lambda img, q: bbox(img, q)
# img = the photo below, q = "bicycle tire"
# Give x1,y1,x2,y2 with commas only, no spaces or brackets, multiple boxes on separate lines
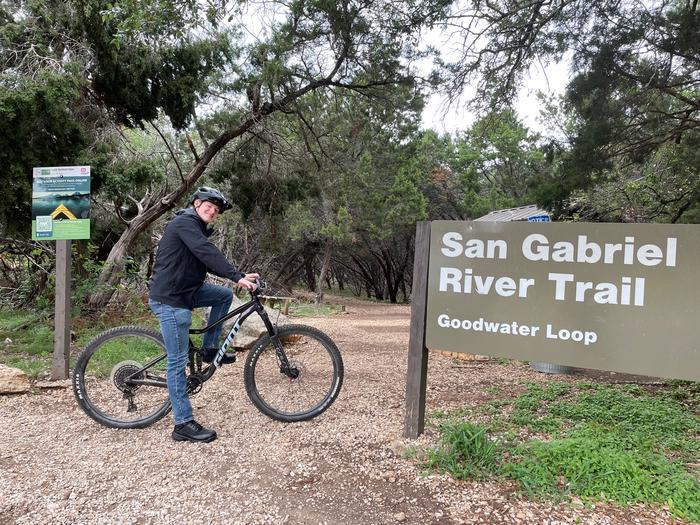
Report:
244,324,344,422
72,326,171,429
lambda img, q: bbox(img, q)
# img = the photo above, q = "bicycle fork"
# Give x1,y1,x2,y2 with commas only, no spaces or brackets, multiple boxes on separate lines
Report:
257,308,299,379
271,336,299,379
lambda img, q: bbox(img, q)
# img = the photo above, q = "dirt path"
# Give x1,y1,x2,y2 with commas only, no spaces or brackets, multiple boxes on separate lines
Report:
0,298,685,524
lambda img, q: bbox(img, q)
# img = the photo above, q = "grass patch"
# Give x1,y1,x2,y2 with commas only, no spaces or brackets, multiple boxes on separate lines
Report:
0,305,165,379
5,355,51,379
0,292,351,378
0,311,42,331
504,425,700,521
423,380,700,522
82,332,167,378
287,301,344,317
1,311,55,378
425,421,498,480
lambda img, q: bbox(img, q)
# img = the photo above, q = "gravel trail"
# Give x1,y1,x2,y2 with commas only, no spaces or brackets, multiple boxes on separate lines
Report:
0,298,685,524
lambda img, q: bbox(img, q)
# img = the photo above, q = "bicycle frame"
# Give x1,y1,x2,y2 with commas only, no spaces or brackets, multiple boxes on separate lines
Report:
126,289,291,389
189,291,276,367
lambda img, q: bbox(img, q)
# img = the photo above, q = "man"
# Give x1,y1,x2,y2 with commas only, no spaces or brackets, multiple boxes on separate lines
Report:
149,186,258,443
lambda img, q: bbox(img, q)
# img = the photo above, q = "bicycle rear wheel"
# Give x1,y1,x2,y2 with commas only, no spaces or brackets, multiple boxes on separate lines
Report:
72,326,171,429
244,324,344,422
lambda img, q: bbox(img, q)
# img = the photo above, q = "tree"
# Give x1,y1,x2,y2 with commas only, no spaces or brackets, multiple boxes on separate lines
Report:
0,72,89,236
437,0,700,210
565,137,700,223
1,0,451,307
204,82,432,303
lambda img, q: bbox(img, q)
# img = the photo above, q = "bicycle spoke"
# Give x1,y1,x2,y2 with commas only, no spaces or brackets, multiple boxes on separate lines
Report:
245,325,343,422
73,327,171,429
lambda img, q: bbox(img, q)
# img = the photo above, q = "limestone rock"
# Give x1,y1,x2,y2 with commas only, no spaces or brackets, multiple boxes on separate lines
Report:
0,364,31,394
221,296,290,349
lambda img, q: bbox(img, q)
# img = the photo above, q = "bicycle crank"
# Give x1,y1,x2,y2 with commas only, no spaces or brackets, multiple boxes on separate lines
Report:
187,373,204,394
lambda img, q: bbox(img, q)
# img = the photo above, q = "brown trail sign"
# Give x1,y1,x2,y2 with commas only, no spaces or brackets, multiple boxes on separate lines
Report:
404,220,700,438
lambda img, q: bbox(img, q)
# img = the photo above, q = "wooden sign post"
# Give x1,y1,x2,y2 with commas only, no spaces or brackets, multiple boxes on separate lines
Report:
32,166,91,381
52,240,71,380
403,221,431,438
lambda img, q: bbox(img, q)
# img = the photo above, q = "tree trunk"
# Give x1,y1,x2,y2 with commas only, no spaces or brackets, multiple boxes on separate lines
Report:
87,218,150,309
88,115,261,309
314,240,333,305
351,254,383,300
273,246,304,283
372,247,397,303
304,252,316,291
86,68,341,309
336,268,344,290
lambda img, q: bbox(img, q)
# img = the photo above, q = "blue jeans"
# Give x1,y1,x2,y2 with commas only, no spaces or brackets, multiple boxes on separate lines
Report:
149,283,233,425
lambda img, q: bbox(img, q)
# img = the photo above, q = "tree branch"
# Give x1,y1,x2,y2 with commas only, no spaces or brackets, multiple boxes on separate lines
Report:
149,121,184,181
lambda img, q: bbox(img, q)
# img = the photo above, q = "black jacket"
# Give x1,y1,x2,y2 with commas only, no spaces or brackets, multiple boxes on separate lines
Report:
148,208,245,309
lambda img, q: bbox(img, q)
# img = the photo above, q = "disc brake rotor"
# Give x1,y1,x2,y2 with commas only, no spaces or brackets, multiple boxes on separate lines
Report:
282,360,303,380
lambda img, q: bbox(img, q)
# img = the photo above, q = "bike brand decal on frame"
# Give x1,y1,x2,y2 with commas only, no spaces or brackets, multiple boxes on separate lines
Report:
215,305,257,367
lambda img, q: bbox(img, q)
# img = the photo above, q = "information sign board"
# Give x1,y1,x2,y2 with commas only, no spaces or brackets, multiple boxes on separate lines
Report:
31,166,91,240
425,221,700,381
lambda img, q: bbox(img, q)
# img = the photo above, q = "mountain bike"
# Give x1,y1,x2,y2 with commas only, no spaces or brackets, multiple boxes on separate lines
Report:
72,281,344,429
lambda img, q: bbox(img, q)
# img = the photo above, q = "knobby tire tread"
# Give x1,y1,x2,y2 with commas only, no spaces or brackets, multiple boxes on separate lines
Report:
72,325,171,429
243,324,344,422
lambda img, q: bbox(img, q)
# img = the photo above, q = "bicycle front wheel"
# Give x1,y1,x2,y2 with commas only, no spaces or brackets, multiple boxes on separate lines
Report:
244,324,344,422
72,326,171,429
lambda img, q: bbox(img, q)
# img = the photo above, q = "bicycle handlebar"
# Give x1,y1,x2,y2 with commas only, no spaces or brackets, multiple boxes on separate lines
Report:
250,278,267,295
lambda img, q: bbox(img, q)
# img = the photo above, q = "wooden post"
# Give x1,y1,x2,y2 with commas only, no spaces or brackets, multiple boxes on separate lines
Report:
52,240,71,380
403,221,431,438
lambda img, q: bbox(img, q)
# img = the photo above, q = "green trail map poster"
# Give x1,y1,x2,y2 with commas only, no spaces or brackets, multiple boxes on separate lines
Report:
31,166,91,240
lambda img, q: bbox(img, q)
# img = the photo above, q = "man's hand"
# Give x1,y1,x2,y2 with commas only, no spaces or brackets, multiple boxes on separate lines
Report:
237,273,259,291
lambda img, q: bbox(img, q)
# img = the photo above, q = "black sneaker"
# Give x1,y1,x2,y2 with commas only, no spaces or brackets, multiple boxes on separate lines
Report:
199,347,236,365
172,420,217,443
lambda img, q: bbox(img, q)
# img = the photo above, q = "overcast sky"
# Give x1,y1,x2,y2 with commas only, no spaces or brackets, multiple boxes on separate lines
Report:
420,54,571,136
234,4,570,136
415,12,572,136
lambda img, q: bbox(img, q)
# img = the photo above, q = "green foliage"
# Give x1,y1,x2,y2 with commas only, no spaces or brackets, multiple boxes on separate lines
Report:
97,154,165,212
82,332,166,378
88,32,232,129
509,381,571,431
425,421,499,480
0,72,87,236
0,311,54,378
561,137,700,223
423,381,700,521
351,156,429,240
548,386,700,450
0,312,50,355
0,294,347,380
285,202,320,242
662,380,700,407
0,299,160,378
286,301,344,317
439,0,700,213
100,0,229,42
503,428,700,521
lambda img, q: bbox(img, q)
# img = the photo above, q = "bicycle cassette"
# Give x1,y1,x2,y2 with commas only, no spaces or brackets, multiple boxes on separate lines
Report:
110,360,144,393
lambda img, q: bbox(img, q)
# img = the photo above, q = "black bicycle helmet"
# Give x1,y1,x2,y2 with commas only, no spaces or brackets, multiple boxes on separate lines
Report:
190,186,232,212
